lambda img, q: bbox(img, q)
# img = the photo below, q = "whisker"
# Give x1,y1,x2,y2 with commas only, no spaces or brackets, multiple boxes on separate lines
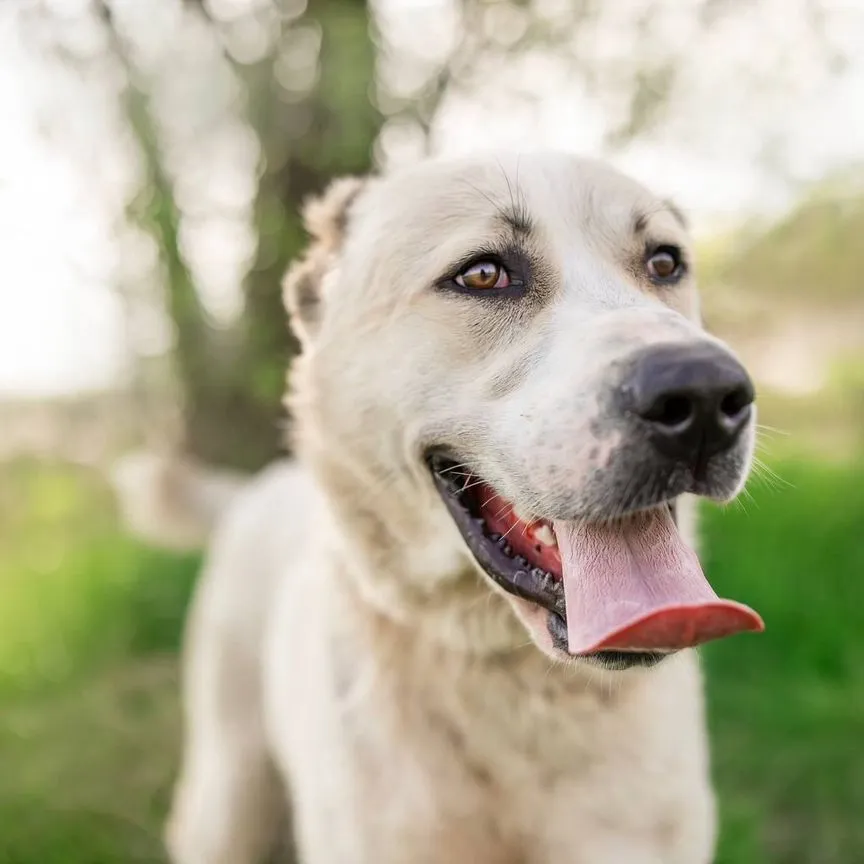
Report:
755,423,790,437
734,486,755,514
438,462,473,475
484,500,511,518
500,520,522,542
751,456,793,491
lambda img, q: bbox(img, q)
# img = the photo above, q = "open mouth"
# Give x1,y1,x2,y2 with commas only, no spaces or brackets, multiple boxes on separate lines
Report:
428,452,764,667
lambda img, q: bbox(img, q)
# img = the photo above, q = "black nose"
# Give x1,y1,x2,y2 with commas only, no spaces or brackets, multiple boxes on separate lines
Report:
624,343,755,467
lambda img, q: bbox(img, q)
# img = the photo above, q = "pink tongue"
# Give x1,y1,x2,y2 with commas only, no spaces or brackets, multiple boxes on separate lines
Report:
553,508,763,655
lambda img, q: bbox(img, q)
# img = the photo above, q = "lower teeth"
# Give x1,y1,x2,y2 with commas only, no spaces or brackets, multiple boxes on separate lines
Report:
474,515,555,581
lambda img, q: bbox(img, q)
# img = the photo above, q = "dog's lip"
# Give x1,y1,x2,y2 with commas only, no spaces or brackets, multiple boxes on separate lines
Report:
426,450,565,613
426,448,679,536
426,450,670,668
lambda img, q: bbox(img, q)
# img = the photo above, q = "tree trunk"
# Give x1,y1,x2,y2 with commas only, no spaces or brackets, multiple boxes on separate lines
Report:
124,0,382,472
209,0,382,471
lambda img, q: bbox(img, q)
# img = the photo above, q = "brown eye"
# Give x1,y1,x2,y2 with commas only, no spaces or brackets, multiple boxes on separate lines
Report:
646,246,683,282
454,260,510,291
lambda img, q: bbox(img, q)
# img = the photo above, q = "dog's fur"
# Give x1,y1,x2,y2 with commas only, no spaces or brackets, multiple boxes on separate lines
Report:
159,152,758,863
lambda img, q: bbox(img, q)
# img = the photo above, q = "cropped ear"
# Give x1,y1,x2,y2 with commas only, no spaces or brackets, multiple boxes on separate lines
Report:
283,176,367,346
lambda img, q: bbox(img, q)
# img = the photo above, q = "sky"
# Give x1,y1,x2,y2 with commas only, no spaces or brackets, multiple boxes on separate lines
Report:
1,0,863,398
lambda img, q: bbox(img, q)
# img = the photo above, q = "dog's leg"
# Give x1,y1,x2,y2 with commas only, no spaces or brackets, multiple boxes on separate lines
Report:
166,564,289,864
166,732,285,864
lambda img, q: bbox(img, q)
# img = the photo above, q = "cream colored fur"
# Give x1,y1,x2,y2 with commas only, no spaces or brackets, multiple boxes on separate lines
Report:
161,152,758,863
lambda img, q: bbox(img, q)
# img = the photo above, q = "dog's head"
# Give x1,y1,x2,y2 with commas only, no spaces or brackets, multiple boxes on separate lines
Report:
285,153,762,669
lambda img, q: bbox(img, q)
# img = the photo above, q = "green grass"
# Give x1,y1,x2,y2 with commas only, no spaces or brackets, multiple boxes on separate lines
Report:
0,660,180,864
1,455,863,863
0,459,200,695
702,460,864,863
0,459,198,864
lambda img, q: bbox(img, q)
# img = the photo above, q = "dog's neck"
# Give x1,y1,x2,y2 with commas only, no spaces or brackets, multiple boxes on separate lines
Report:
302,444,533,657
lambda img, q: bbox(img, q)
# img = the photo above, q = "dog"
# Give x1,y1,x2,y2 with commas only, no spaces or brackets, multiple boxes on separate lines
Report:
152,152,764,863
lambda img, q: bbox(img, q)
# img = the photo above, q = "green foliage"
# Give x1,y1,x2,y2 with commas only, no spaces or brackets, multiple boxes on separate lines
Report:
0,660,179,864
0,459,200,697
1,456,863,863
701,459,864,862
706,185,864,307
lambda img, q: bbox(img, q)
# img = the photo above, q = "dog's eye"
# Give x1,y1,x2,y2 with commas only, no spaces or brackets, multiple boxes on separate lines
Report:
454,260,511,291
646,246,684,283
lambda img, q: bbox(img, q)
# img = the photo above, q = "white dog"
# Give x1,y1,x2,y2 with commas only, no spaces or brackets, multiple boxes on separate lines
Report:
146,152,764,864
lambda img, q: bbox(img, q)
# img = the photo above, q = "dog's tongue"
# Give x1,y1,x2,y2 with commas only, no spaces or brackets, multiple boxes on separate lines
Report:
553,508,763,655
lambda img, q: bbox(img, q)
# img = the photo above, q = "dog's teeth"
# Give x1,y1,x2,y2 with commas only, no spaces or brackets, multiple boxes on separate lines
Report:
532,567,555,587
488,532,502,542
533,524,557,547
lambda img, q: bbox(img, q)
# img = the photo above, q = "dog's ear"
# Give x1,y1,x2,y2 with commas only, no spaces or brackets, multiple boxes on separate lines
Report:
283,176,367,346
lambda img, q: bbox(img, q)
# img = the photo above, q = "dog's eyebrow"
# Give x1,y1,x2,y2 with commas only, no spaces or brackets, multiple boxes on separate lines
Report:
633,201,688,235
496,205,534,237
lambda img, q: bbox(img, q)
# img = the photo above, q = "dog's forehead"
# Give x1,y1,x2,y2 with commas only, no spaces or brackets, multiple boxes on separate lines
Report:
361,154,679,246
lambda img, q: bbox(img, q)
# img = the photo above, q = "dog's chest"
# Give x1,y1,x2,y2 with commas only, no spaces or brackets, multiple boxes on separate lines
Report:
368,657,700,860
266,575,713,863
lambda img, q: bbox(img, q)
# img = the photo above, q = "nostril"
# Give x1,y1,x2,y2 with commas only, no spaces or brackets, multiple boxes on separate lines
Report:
625,343,755,466
719,385,753,421
643,394,694,430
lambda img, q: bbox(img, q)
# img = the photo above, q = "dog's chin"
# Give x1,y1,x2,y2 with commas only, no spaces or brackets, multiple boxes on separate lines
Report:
507,596,670,670
425,449,754,671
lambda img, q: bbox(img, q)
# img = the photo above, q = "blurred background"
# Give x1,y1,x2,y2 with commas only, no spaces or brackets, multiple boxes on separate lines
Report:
0,0,862,862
